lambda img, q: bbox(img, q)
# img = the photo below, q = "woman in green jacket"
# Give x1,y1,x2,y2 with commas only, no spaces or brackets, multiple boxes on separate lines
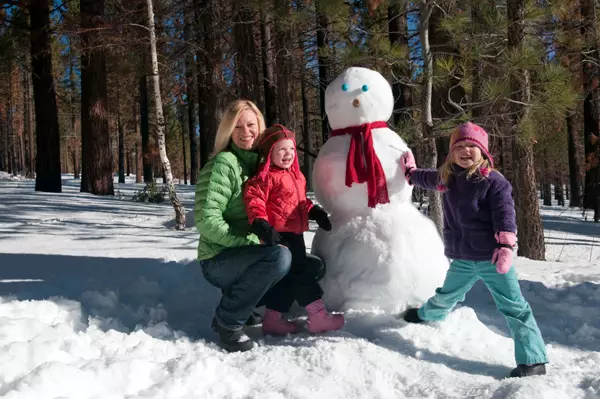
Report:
195,99,292,353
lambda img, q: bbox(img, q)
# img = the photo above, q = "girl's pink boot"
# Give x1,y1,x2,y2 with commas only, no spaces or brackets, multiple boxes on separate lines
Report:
306,299,345,333
262,309,298,336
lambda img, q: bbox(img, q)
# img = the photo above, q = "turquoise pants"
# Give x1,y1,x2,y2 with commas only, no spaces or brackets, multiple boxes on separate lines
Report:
417,259,548,366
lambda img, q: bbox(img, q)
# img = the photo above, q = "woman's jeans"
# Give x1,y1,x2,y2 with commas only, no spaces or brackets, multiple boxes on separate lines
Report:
200,245,292,330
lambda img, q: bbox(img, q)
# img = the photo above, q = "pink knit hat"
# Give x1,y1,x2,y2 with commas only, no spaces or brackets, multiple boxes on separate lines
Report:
449,122,494,168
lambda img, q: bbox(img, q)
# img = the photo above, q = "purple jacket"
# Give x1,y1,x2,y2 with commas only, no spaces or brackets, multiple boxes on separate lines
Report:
410,167,517,261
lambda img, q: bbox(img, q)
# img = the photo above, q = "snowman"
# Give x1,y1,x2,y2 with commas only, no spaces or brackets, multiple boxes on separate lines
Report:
311,67,448,313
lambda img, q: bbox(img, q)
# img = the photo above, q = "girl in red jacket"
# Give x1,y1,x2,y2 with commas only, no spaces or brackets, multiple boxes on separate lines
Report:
244,124,345,335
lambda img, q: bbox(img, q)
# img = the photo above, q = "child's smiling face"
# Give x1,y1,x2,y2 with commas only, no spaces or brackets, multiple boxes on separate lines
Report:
452,142,482,168
271,139,295,169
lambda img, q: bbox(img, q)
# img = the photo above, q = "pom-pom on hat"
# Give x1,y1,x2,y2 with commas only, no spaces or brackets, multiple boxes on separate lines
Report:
255,124,301,181
449,122,494,168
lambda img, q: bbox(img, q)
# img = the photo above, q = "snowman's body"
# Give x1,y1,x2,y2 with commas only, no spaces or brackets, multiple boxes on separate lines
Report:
312,125,412,219
311,67,448,312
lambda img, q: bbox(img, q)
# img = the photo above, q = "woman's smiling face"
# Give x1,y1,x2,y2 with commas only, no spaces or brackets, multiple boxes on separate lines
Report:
231,109,259,150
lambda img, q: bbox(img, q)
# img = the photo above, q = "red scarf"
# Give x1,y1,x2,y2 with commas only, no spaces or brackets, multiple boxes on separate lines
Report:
330,121,390,208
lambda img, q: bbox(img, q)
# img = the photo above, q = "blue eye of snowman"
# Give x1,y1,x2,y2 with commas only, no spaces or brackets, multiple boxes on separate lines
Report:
341,83,349,92
362,84,369,92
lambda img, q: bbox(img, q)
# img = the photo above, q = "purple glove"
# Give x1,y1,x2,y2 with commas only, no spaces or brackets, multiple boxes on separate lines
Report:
400,151,416,183
492,232,516,274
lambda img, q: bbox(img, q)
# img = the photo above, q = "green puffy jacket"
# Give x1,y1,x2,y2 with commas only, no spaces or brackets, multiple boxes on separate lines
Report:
194,142,261,260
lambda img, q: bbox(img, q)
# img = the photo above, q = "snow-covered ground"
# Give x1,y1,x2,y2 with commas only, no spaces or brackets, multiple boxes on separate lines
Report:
0,174,599,398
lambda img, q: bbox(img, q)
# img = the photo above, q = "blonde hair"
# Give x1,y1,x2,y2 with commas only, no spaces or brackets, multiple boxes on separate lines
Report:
211,100,266,157
439,127,494,185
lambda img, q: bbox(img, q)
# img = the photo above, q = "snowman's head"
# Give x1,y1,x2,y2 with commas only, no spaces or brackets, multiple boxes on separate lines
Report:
325,67,394,130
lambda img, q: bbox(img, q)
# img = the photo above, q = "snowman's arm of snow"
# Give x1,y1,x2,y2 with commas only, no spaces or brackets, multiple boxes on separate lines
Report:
409,169,441,191
195,159,258,247
243,175,270,225
487,173,517,234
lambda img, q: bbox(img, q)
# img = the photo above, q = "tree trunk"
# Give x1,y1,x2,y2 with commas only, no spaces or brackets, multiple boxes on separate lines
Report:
0,110,6,173
18,132,25,175
146,0,186,230
507,0,545,259
14,57,25,176
7,59,16,175
275,0,295,132
233,6,262,105
126,149,131,176
420,0,443,235
194,12,209,170
117,93,125,184
316,3,330,143
0,110,4,172
197,0,223,167
260,6,277,126
26,66,35,177
470,0,483,120
80,0,114,195
30,0,61,192
388,2,411,126
184,6,198,184
22,67,34,177
430,4,465,162
566,112,581,207
555,178,565,206
135,142,142,183
6,104,14,175
68,36,79,179
542,145,552,206
140,75,153,182
131,99,141,183
542,184,552,206
582,0,600,222
298,0,312,187
181,107,188,185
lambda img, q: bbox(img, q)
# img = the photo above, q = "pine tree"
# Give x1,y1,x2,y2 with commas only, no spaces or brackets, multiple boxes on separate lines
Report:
506,0,545,259
581,0,600,222
29,0,62,192
80,0,114,196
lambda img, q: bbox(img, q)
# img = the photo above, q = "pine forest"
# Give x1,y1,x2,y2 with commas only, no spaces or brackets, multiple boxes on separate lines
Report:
1,0,600,259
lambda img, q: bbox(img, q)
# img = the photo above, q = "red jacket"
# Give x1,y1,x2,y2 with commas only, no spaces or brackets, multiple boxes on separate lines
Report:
244,167,314,234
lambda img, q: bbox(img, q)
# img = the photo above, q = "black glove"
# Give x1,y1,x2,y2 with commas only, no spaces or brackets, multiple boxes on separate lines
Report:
308,206,332,231
251,218,282,245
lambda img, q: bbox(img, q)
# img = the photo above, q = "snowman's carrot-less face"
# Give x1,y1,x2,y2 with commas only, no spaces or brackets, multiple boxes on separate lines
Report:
324,67,394,130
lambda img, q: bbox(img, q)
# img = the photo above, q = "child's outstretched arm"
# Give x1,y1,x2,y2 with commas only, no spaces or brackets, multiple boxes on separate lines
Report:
399,151,441,191
488,175,518,274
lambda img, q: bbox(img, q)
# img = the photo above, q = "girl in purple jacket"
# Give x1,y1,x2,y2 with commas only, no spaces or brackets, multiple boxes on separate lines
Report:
400,122,548,378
